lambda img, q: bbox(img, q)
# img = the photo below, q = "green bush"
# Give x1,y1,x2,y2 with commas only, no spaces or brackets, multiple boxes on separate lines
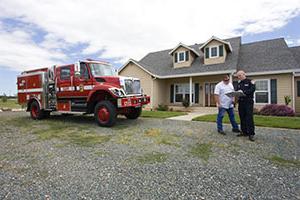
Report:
182,98,190,108
284,96,291,106
157,104,169,111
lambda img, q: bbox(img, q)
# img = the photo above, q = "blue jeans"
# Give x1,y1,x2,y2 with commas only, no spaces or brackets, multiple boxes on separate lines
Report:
217,107,239,131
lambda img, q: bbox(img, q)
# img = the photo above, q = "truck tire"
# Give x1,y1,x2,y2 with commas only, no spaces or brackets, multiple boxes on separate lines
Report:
30,101,45,120
94,101,117,127
125,107,142,119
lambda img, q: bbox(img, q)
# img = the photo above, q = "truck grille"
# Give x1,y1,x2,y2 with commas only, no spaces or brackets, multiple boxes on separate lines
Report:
123,79,141,95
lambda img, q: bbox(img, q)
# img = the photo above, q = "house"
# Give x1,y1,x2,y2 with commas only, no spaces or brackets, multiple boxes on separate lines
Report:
119,36,300,113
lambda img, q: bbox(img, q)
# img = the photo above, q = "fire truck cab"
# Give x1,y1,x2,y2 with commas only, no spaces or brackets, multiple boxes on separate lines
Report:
17,60,150,127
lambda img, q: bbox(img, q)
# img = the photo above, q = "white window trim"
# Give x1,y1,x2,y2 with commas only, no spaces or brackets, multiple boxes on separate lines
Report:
210,46,219,58
177,51,186,63
254,79,271,105
173,83,195,103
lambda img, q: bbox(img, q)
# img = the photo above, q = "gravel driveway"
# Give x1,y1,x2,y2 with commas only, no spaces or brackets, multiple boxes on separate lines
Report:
0,112,299,200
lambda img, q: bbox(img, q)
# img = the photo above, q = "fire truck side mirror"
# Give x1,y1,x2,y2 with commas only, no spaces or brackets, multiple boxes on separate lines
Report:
74,62,80,78
75,71,80,77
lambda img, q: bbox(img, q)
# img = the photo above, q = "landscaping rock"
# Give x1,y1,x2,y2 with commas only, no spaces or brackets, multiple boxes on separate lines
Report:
0,111,299,199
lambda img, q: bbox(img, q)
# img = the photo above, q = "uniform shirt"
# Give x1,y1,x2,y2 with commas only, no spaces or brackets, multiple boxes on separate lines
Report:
237,78,256,102
214,81,235,109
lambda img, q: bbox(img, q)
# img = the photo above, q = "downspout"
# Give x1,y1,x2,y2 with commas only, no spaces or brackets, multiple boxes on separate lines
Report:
292,72,295,110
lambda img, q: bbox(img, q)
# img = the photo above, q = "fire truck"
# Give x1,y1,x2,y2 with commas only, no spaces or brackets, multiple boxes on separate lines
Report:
17,59,150,127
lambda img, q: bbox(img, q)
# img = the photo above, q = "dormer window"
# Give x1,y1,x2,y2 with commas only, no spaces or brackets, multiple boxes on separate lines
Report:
211,47,218,57
175,51,189,63
178,51,186,62
205,45,224,58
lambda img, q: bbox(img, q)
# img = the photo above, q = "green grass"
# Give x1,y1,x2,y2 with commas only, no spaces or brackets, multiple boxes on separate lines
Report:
136,152,168,164
188,143,213,161
141,110,187,119
144,128,181,147
267,155,300,168
0,98,22,109
7,117,111,147
192,114,300,129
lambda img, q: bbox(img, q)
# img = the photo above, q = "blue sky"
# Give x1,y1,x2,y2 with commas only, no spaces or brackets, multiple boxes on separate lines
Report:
0,0,300,96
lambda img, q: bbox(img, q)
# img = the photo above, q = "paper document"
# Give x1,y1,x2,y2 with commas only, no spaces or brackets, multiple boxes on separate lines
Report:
225,91,245,97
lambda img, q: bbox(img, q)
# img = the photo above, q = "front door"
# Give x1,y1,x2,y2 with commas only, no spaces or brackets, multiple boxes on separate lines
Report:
205,83,217,107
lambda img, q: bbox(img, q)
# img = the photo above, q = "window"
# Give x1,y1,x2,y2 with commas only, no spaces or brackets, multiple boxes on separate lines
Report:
178,51,186,62
89,63,115,76
60,67,71,80
174,83,194,103
254,79,270,104
210,47,218,57
80,63,89,79
297,81,300,97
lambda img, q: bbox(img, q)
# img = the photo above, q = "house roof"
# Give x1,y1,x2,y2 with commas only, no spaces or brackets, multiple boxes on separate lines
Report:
199,36,233,52
168,43,200,57
290,46,300,66
119,36,300,78
134,37,241,77
238,38,300,73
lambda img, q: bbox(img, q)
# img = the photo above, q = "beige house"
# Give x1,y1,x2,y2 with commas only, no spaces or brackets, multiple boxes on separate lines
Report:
119,36,300,113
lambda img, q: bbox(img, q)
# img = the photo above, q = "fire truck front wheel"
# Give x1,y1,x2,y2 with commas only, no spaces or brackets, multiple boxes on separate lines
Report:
94,101,117,127
30,101,45,120
125,107,142,119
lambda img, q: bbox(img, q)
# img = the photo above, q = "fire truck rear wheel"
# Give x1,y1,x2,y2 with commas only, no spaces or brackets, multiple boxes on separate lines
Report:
125,107,142,119
30,101,45,120
94,101,117,127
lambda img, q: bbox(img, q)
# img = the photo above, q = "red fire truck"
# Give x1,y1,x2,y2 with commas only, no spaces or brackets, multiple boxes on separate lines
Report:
17,59,150,127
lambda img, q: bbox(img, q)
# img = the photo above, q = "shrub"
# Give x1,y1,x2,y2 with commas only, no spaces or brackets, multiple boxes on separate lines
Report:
259,104,295,117
182,98,190,108
284,96,291,106
157,104,169,111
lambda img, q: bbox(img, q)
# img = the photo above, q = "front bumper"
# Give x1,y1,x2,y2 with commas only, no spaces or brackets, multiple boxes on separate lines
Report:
117,95,150,108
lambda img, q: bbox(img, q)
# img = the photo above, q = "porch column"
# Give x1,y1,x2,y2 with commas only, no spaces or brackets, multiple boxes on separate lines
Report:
229,72,233,83
189,76,193,106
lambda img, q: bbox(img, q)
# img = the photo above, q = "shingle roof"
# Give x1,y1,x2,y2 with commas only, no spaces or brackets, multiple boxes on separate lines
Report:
238,38,300,73
137,37,241,77
290,46,300,66
121,37,300,77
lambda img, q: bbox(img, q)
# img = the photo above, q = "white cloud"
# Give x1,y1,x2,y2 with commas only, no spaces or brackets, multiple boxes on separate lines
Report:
0,0,300,71
0,29,66,71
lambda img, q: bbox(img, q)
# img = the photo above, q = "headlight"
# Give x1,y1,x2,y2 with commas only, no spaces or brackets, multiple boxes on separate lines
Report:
109,87,125,97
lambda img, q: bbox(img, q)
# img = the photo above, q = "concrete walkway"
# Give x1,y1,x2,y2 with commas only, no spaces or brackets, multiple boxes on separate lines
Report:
167,107,218,121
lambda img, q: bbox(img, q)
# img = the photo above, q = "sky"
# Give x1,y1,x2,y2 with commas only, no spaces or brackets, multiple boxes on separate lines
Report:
0,0,300,96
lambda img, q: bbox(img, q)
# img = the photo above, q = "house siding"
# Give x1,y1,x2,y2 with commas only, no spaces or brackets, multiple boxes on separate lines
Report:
247,73,294,108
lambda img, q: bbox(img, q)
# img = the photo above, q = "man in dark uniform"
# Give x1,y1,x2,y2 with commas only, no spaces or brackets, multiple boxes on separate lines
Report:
236,70,256,141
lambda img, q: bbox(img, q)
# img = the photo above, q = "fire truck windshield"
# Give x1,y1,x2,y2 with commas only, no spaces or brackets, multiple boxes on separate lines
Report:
89,63,115,76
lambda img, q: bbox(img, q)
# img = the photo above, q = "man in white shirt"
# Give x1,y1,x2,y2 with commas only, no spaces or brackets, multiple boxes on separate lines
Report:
214,74,240,135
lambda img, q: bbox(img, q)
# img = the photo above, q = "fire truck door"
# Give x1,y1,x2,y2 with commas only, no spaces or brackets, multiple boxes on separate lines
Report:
56,65,75,98
73,62,94,97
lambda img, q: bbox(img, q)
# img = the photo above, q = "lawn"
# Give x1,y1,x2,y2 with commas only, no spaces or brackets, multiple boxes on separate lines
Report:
0,98,22,109
192,114,300,129
141,110,187,119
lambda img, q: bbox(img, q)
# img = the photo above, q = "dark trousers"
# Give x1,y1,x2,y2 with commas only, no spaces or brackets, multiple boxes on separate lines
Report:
238,100,255,135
